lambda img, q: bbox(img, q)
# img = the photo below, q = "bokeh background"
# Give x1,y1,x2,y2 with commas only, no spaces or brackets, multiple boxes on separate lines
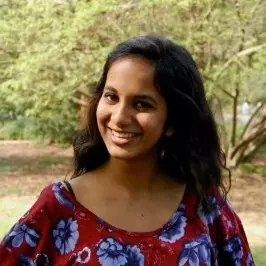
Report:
1,0,265,264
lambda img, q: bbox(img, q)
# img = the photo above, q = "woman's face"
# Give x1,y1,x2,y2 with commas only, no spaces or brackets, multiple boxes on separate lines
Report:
96,56,168,160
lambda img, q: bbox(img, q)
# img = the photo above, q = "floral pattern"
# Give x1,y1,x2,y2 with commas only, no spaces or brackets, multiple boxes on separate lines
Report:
18,253,50,266
35,253,50,266
198,196,221,225
97,237,144,266
0,182,253,265
178,234,212,266
125,245,145,265
246,253,254,266
4,223,39,248
52,183,75,209
97,238,127,266
159,204,187,243
76,246,91,264
19,255,35,266
223,235,243,266
53,217,79,255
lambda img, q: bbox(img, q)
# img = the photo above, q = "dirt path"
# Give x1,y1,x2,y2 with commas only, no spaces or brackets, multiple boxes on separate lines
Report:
0,141,265,247
0,140,73,158
229,174,266,247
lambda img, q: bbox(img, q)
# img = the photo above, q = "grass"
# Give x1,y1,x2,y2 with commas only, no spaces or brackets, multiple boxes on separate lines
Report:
238,144,266,176
258,143,266,155
0,196,34,238
252,246,266,266
0,155,70,237
240,163,266,176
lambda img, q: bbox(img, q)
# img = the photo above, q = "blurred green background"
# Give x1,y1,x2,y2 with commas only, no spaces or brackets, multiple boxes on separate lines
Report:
1,0,265,264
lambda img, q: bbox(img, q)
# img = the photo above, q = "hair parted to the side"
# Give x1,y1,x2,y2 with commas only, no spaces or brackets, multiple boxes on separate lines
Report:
71,35,231,211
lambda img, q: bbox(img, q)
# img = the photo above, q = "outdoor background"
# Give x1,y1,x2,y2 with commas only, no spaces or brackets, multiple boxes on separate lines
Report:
1,0,265,264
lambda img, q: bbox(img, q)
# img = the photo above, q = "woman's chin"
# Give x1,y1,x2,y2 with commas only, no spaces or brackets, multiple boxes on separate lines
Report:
108,150,137,160
106,146,141,161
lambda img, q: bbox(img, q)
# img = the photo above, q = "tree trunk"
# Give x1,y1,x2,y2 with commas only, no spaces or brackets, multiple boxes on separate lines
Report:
226,103,266,168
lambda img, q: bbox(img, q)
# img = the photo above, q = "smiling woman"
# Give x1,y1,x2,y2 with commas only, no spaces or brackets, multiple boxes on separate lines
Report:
0,36,254,265
96,55,168,160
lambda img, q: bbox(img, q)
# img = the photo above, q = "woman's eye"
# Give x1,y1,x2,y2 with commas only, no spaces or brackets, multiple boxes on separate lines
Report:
103,93,117,102
135,101,153,110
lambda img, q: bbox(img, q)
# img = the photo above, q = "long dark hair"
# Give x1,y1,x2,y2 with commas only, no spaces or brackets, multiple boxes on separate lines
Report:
71,35,230,211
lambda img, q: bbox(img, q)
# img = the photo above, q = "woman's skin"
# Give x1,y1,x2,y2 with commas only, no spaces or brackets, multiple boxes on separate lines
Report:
70,56,185,232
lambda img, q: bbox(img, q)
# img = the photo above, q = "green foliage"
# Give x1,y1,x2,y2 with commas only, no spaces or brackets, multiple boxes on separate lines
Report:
257,144,266,156
240,163,266,177
1,0,122,142
0,118,36,140
1,0,265,143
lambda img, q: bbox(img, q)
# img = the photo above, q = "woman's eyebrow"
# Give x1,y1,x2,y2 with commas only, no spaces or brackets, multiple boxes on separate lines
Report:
103,86,117,92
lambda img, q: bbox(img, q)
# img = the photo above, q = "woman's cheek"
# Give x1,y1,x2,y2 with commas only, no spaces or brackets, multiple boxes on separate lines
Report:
96,102,110,123
137,113,165,134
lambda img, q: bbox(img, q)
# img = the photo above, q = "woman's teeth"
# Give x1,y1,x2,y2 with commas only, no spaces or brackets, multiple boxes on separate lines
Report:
111,130,138,138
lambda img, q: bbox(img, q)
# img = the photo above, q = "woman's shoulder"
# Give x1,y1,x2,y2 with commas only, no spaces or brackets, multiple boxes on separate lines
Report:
16,181,76,225
199,185,239,220
67,171,102,201
0,181,78,264
196,185,248,241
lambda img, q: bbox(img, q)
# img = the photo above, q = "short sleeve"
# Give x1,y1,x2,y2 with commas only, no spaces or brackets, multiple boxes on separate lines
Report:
211,191,255,265
0,185,53,265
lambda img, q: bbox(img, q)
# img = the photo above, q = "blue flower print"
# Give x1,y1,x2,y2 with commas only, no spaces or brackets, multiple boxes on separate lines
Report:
5,223,39,248
224,235,243,266
53,217,79,255
97,238,127,266
125,245,144,265
159,204,187,243
198,196,220,225
19,255,35,266
2,223,15,247
178,234,212,266
52,183,75,209
246,253,254,266
97,237,144,266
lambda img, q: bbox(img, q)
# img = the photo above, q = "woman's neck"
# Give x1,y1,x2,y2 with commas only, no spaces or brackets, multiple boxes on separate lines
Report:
97,156,164,197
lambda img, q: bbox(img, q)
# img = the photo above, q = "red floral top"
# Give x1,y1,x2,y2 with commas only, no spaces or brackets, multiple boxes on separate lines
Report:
0,181,254,265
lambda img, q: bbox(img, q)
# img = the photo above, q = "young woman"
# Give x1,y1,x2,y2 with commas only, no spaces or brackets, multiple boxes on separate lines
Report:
0,36,254,265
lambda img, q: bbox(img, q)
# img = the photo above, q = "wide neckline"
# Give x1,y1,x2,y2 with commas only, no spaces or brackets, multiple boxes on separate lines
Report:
58,181,189,237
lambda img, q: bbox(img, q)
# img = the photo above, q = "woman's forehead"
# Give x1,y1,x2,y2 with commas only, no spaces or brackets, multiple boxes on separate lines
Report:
105,56,159,96
107,56,154,79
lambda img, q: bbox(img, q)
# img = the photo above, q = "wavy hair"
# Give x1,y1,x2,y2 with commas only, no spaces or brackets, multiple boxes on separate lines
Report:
71,35,230,211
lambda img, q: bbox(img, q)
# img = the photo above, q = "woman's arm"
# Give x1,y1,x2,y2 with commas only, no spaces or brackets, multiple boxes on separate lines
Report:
0,186,53,265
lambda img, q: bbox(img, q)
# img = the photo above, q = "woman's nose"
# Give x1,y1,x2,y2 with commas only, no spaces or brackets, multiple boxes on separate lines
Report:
111,103,133,126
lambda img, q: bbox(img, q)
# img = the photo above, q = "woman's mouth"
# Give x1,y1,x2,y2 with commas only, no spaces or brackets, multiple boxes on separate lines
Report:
108,128,141,145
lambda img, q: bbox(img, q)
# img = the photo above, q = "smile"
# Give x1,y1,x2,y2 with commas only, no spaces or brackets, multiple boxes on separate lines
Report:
111,129,140,138
107,128,141,145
